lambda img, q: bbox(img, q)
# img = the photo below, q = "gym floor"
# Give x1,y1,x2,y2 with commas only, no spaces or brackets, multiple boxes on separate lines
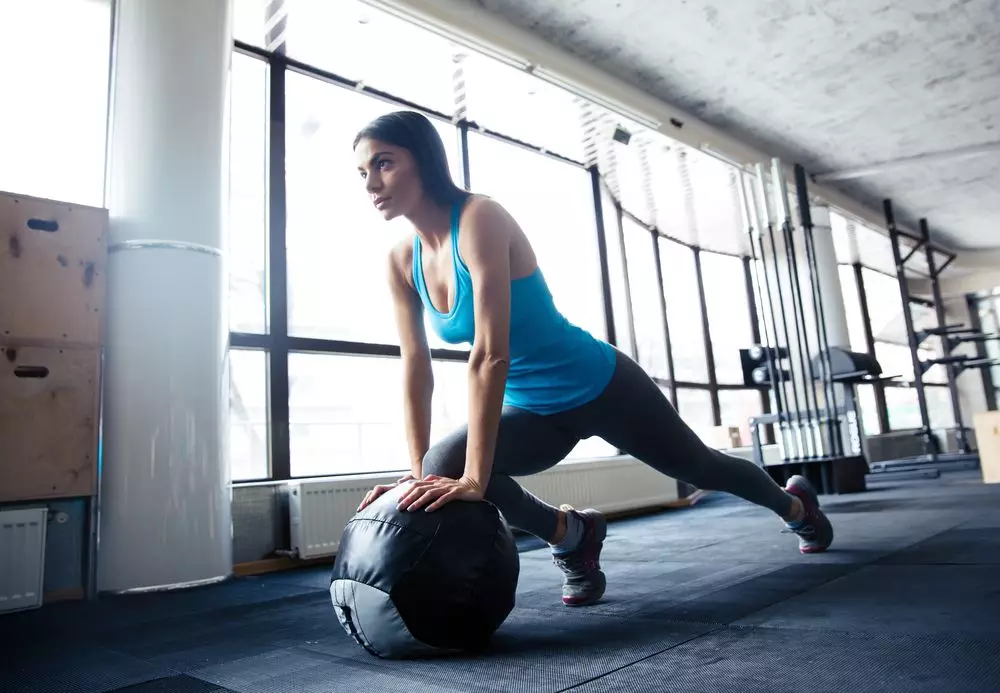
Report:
4,471,1000,692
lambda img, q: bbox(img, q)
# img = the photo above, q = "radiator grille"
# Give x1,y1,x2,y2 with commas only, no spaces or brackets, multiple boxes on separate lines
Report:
0,507,48,613
287,459,680,559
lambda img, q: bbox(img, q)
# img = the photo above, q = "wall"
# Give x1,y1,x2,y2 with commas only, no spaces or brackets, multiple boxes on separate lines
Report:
945,298,990,434
233,485,290,564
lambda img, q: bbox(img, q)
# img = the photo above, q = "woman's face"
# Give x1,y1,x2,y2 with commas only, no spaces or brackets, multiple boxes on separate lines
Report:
355,137,423,221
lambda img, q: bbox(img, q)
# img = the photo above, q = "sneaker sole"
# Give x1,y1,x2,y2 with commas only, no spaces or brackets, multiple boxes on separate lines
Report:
563,570,607,606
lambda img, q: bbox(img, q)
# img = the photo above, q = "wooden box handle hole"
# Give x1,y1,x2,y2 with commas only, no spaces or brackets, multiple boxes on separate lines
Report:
27,218,60,233
14,366,49,378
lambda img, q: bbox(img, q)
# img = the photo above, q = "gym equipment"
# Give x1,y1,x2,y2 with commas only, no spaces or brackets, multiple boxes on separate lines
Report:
737,160,873,493
866,203,994,479
329,482,520,659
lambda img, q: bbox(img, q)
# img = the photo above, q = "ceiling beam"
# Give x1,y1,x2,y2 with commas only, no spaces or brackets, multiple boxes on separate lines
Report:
813,142,1000,183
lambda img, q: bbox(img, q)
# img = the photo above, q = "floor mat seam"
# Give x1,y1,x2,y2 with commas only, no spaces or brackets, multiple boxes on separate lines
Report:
554,624,728,693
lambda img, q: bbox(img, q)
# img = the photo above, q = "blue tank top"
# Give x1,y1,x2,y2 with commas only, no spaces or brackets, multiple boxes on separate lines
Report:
411,202,617,415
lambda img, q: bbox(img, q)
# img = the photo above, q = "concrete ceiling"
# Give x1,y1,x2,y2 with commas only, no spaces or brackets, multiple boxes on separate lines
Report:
472,0,1000,253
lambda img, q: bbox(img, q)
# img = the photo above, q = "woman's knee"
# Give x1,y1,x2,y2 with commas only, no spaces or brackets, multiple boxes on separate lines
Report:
421,433,466,479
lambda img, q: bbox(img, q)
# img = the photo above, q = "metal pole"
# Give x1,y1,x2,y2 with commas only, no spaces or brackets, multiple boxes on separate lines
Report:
795,164,842,457
884,199,934,450
771,159,820,460
922,219,968,452
589,167,617,348
745,175,793,460
754,164,805,461
855,263,891,433
739,173,791,459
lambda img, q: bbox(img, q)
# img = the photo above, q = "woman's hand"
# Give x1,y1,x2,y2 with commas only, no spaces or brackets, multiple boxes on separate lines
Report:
396,474,484,513
357,473,416,512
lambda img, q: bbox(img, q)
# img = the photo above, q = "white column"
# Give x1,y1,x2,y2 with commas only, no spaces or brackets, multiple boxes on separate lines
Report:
804,205,850,351
99,0,233,592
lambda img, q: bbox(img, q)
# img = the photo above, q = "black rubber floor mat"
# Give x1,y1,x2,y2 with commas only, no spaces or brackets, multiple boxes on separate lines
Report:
4,579,325,643
1,644,173,693
568,626,1000,693
101,594,336,671
109,675,234,692
735,564,1000,637
188,647,340,691
223,660,469,693
299,606,715,693
879,527,1000,565
518,559,857,625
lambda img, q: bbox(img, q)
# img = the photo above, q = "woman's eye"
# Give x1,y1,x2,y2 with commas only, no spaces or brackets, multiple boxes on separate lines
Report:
378,159,391,170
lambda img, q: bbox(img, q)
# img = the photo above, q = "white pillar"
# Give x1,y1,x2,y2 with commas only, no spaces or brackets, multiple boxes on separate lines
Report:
99,0,233,592
804,205,850,351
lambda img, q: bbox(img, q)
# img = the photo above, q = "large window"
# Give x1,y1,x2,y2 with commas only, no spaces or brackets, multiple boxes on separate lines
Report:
463,53,587,162
603,187,635,358
622,219,669,379
660,239,709,382
1,0,111,207
284,74,461,345
237,0,458,114
855,384,882,435
467,132,607,342
686,149,741,250
287,354,470,477
701,253,753,384
229,51,269,334
862,268,905,346
675,388,716,445
838,265,871,354
718,389,763,448
230,349,270,481
884,386,922,431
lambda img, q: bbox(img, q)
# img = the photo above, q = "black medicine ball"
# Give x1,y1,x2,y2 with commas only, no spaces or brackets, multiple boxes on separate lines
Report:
329,482,520,659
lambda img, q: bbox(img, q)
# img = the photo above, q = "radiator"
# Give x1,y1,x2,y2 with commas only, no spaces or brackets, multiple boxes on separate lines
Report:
287,457,681,560
0,507,48,613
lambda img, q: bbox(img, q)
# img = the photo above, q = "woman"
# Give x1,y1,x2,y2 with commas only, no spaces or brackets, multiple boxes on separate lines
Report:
354,110,833,607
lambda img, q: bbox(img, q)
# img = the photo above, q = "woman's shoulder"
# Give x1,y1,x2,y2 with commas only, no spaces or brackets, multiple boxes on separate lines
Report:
457,194,518,236
387,236,416,290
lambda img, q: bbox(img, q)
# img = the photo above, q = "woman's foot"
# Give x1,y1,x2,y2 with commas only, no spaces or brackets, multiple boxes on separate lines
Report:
552,505,607,606
783,475,834,554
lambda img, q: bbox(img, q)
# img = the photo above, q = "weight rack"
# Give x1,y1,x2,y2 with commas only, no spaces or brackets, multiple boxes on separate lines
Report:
737,160,871,494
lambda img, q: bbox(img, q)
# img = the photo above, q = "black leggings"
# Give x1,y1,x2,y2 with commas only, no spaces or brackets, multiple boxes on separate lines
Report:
422,349,795,541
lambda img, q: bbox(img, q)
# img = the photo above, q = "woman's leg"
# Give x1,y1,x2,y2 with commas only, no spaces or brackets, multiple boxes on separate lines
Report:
421,405,580,542
580,350,833,552
423,407,609,605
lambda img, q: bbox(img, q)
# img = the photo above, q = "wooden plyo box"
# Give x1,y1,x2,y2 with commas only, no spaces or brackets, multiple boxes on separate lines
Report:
973,410,1000,485
0,192,107,347
0,344,101,502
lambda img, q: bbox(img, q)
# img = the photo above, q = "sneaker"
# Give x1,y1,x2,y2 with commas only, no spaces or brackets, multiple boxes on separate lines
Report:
552,505,607,606
783,475,834,554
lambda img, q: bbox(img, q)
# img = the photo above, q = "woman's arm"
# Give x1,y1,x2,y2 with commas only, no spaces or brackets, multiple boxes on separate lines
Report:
387,244,434,479
459,200,514,492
